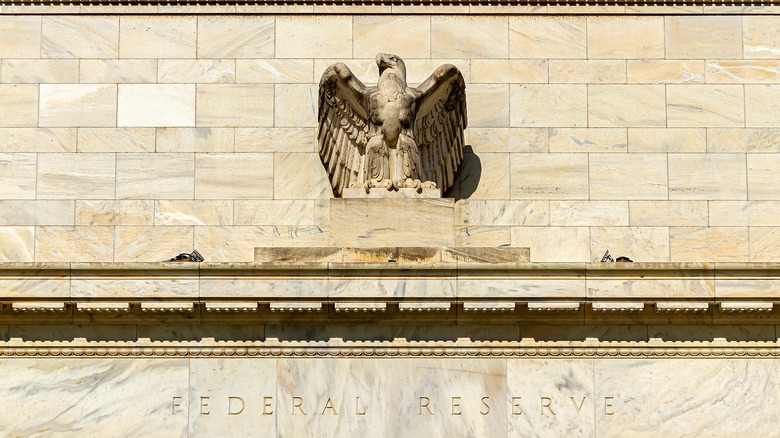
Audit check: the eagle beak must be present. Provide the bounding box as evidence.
[376,54,388,74]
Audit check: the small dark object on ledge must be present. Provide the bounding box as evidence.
[163,249,204,263]
[601,250,633,263]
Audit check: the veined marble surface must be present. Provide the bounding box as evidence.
[1,358,779,436]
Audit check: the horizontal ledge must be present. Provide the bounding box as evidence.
[3,0,778,6]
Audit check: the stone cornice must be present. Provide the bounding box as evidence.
[1,262,779,319]
[1,1,778,13]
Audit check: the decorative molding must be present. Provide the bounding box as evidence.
[719,301,774,313]
[2,345,779,358]
[2,0,779,6]
[270,301,323,312]
[527,302,580,312]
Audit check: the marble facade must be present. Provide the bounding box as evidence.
[2,1,780,435]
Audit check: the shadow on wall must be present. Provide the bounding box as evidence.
[444,146,481,200]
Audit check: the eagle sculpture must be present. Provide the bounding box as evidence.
[318,53,467,196]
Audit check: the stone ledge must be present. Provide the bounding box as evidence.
[0,262,778,319]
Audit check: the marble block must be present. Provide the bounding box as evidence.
[0,359,188,436]
[330,199,455,247]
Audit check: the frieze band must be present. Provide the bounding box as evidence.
[1,0,777,7]
[2,346,779,358]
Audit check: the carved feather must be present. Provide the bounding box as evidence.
[414,64,468,193]
[318,63,372,196]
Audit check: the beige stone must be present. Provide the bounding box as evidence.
[195,153,273,199]
[549,128,627,153]
[41,17,118,58]
[627,60,704,84]
[39,84,117,128]
[274,84,317,128]
[75,200,154,225]
[0,85,38,127]
[405,59,471,85]
[313,58,378,86]
[588,275,712,299]
[275,17,352,58]
[432,17,508,58]
[118,84,195,127]
[77,128,155,153]
[743,16,780,59]
[587,17,664,59]
[467,128,547,153]
[235,128,315,153]
[1,59,79,83]
[667,85,744,127]
[37,153,115,200]
[550,201,629,226]
[509,17,586,59]
[195,225,332,261]
[0,128,76,152]
[669,154,747,200]
[114,226,193,262]
[628,128,705,153]
[0,153,36,199]
[155,200,233,226]
[470,60,547,84]
[116,153,194,199]
[273,153,331,199]
[0,201,73,226]
[454,226,511,247]
[35,226,114,262]
[234,200,315,226]
[468,85,510,128]
[0,226,34,262]
[197,17,273,58]
[511,153,589,199]
[157,127,234,153]
[706,60,780,84]
[119,16,196,58]
[196,84,274,127]
[353,16,431,59]
[630,201,708,226]
[710,201,780,227]
[588,85,666,127]
[589,154,668,200]
[549,60,625,84]
[510,85,587,127]
[707,128,780,153]
[236,59,313,84]
[158,59,235,84]
[748,154,780,200]
[457,200,549,226]
[463,153,510,199]
[590,226,670,262]
[0,16,41,58]
[666,16,742,59]
[746,85,780,127]
[749,227,780,261]
[670,227,749,262]
[331,199,454,247]
[79,59,157,83]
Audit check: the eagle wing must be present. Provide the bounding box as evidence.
[414,64,467,193]
[318,63,374,197]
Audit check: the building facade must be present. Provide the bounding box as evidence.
[1,2,780,435]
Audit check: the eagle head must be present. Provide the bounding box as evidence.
[376,53,406,80]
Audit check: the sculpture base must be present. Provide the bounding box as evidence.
[342,187,441,198]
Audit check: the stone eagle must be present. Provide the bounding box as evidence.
[318,53,467,196]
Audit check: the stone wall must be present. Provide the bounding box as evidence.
[1,13,779,263]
